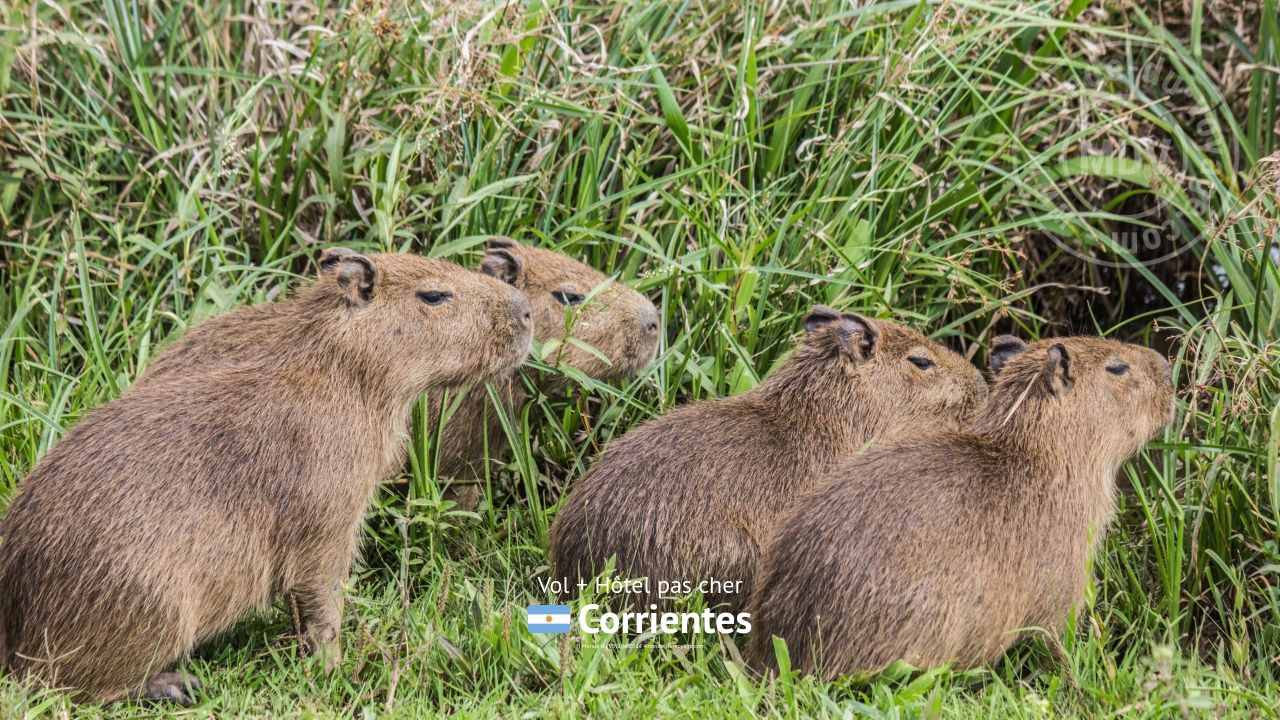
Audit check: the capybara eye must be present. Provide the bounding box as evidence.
[553,290,585,306]
[417,290,452,305]
[1106,361,1130,376]
[908,356,935,370]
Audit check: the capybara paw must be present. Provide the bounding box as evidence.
[315,637,342,673]
[303,627,342,673]
[142,671,202,705]
[322,643,342,674]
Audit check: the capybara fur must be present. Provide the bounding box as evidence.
[747,336,1175,678]
[548,307,987,611]
[0,249,532,703]
[430,238,661,506]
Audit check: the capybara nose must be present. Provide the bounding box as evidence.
[514,296,532,329]
[1151,354,1172,381]
[641,307,660,336]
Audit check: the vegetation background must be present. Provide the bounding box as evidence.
[1,0,1278,716]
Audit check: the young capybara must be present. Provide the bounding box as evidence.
[0,249,532,703]
[747,336,1175,678]
[548,307,988,611]
[431,238,661,505]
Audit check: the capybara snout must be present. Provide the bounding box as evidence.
[477,274,534,374]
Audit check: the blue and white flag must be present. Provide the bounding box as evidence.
[527,604,571,633]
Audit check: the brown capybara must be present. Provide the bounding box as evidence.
[747,336,1176,678]
[548,307,988,611]
[431,237,661,506]
[0,249,532,704]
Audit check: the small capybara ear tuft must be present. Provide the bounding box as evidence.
[480,248,523,286]
[804,307,878,362]
[318,247,377,307]
[487,236,518,250]
[803,306,841,334]
[836,312,879,362]
[989,335,1029,374]
[1041,342,1073,395]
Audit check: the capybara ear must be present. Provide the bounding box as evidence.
[487,235,518,250]
[836,312,879,362]
[1041,342,1074,395]
[803,306,841,333]
[319,247,377,307]
[481,248,523,286]
[989,335,1029,374]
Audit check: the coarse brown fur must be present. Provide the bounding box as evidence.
[0,250,532,703]
[746,336,1176,679]
[548,307,987,611]
[430,238,660,505]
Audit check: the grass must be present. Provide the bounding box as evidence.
[1,0,1278,716]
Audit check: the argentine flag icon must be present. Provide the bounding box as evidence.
[527,604,571,633]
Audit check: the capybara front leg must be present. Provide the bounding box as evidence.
[292,574,344,673]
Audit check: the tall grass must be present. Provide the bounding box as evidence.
[1,0,1277,716]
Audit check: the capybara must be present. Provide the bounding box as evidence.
[549,307,987,611]
[431,238,661,506]
[0,249,532,703]
[747,336,1175,678]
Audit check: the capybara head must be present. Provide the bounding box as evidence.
[316,248,532,392]
[793,306,988,431]
[477,237,660,380]
[983,335,1176,456]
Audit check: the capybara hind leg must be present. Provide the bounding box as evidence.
[1037,628,1081,691]
[120,672,202,706]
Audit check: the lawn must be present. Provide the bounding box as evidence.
[1,0,1279,717]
